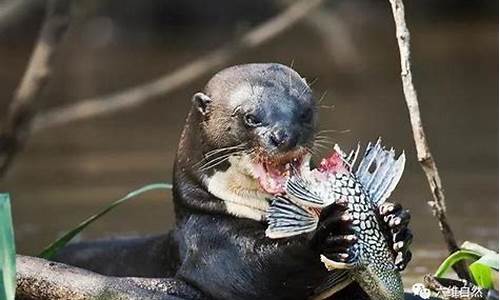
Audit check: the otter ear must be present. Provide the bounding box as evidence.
[192,92,212,116]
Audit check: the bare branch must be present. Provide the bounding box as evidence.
[16,255,206,300]
[423,274,484,300]
[0,0,71,176]
[387,0,469,279]
[276,0,361,70]
[31,0,326,132]
[300,10,361,70]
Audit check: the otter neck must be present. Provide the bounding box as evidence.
[173,108,270,222]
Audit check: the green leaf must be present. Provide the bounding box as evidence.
[0,194,16,300]
[461,241,499,271]
[39,183,172,260]
[435,242,499,289]
[434,249,480,278]
[461,241,498,288]
[470,258,494,289]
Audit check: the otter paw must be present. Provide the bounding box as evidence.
[311,201,357,269]
[378,202,413,271]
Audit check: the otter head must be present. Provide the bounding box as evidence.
[176,63,317,221]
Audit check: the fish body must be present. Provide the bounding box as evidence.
[265,139,405,300]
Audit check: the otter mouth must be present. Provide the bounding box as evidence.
[251,149,308,194]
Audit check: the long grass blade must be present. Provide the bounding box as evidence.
[0,194,15,300]
[434,250,479,278]
[434,241,499,288]
[39,183,172,259]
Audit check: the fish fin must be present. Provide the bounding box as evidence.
[356,138,381,178]
[312,270,353,300]
[355,138,406,207]
[345,143,361,171]
[336,143,361,172]
[378,151,405,202]
[333,144,347,157]
[286,175,324,207]
[265,196,318,239]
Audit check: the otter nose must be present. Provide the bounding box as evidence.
[269,128,298,151]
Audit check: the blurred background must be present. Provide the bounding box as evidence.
[0,0,498,287]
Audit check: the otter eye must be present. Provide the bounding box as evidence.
[244,113,262,128]
[300,107,313,123]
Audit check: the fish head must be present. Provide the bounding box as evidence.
[317,151,349,174]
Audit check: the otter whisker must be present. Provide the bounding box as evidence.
[305,146,322,159]
[312,142,330,151]
[300,77,318,98]
[313,138,335,149]
[303,147,315,157]
[206,143,247,153]
[314,137,332,144]
[198,149,248,172]
[314,134,335,140]
[203,144,247,159]
[317,129,351,134]
[315,144,332,149]
[199,153,237,172]
[319,104,335,110]
[288,59,296,92]
[315,136,334,140]
[317,90,328,104]
[314,141,334,147]
[313,145,329,153]
[314,136,335,144]
[195,148,245,169]
[200,150,249,172]
[308,77,318,88]
[198,145,247,165]
[314,140,334,146]
[199,150,239,166]
[199,157,230,172]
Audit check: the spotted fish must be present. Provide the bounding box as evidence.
[265,139,406,300]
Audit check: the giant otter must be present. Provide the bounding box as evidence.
[55,63,413,299]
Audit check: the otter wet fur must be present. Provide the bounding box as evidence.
[53,63,414,300]
[266,140,406,300]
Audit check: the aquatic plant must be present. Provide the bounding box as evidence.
[39,183,172,260]
[0,194,15,300]
[435,241,498,290]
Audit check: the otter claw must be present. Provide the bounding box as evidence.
[395,251,412,271]
[376,201,413,270]
[393,241,405,251]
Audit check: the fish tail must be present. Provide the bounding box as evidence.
[355,265,404,300]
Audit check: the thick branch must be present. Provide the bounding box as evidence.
[0,0,71,176]
[423,274,485,300]
[300,10,361,70]
[0,0,46,36]
[31,0,325,132]
[387,0,469,279]
[277,0,361,70]
[16,255,206,300]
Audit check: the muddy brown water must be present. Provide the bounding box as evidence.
[1,13,498,289]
